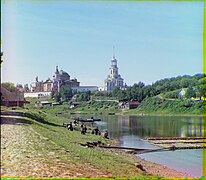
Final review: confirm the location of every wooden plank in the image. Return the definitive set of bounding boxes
[146,137,206,141]
[99,145,153,151]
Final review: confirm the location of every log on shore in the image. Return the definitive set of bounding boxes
[145,137,206,149]
[146,137,206,141]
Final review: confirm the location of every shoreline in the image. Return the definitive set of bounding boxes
[1,113,192,178]
[1,106,205,117]
[123,113,206,117]
[102,136,193,178]
[62,109,205,117]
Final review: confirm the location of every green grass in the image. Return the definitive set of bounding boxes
[25,102,121,116]
[20,109,147,177]
[123,97,205,116]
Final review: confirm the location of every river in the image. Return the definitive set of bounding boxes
[92,115,204,178]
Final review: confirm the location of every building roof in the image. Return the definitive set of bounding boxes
[128,101,140,105]
[59,70,70,81]
[111,59,117,62]
[43,78,53,84]
[1,87,24,101]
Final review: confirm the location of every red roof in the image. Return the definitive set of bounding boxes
[128,101,140,105]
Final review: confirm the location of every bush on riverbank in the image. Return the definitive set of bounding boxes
[132,97,204,115]
[89,101,118,109]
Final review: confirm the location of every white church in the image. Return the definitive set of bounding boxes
[104,55,126,91]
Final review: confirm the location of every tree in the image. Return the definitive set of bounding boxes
[1,82,17,92]
[185,87,196,99]
[60,85,73,101]
[112,88,121,97]
[75,92,91,101]
[116,90,127,101]
[195,86,203,100]
[54,92,61,102]
[180,78,191,88]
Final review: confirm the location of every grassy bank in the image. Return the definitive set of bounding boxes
[22,95,205,116]
[1,107,190,178]
[23,100,121,117]
[123,97,205,116]
[3,108,148,178]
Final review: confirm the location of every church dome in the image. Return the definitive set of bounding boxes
[59,70,70,81]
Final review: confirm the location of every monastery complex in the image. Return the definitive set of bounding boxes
[20,53,126,98]
[24,66,98,98]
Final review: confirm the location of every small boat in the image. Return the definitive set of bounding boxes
[74,117,101,122]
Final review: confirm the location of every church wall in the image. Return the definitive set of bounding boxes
[71,86,98,93]
[24,92,52,98]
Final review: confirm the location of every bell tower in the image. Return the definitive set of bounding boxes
[110,56,118,79]
[104,47,125,91]
[54,66,60,80]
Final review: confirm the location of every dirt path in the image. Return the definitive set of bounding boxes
[1,116,110,178]
[1,116,191,178]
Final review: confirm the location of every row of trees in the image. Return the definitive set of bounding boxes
[95,73,206,102]
[2,73,205,104]
[1,82,18,92]
[69,73,206,103]
[51,84,91,102]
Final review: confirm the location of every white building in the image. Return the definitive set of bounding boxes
[98,86,105,91]
[104,55,125,91]
[24,91,52,98]
[179,88,186,98]
[71,86,98,93]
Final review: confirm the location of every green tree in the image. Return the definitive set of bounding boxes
[52,92,61,102]
[112,88,121,97]
[180,78,191,88]
[1,82,17,92]
[195,86,203,100]
[75,92,91,101]
[60,85,73,101]
[116,90,127,101]
[185,87,196,99]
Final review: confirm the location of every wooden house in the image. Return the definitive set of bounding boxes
[1,87,24,107]
[128,101,140,109]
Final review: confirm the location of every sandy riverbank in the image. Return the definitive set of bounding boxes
[1,115,191,178]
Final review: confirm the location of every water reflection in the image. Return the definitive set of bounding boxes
[96,115,203,177]
[98,115,204,139]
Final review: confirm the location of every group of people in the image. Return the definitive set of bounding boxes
[91,127,101,135]
[63,121,109,138]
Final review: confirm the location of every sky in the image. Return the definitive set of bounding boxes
[1,0,204,87]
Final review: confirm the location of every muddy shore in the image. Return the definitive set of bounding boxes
[1,116,191,178]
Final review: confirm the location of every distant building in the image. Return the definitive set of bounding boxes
[24,66,98,98]
[16,84,24,92]
[98,86,104,91]
[71,86,98,93]
[24,91,52,98]
[43,78,53,92]
[35,101,52,107]
[24,84,30,92]
[31,76,44,92]
[104,55,125,91]
[1,87,24,107]
[53,66,80,93]
[69,101,81,109]
[179,88,186,99]
[128,101,140,109]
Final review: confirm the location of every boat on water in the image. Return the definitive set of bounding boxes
[74,117,101,122]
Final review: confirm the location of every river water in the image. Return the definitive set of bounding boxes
[92,115,204,178]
